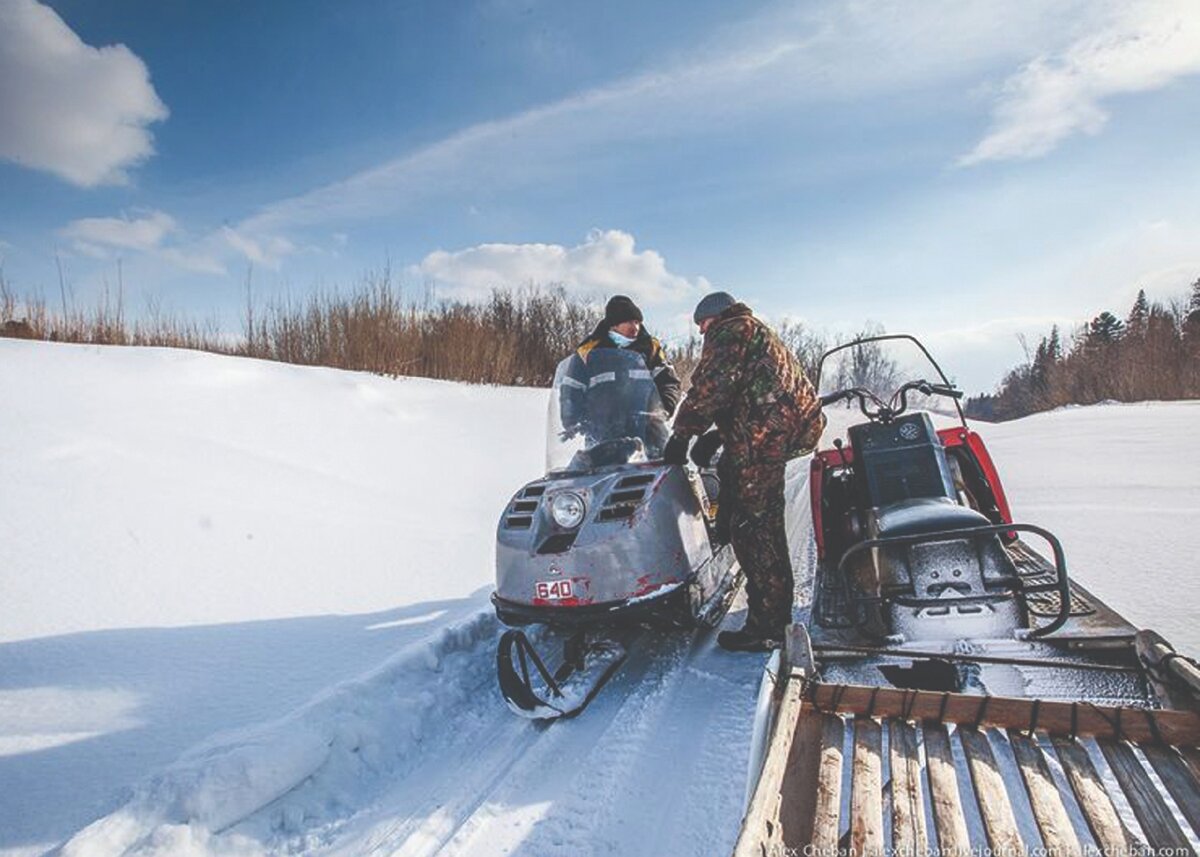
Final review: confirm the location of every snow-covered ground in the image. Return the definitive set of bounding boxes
[1,340,1196,856]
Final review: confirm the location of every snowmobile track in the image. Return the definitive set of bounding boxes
[311,621,762,857]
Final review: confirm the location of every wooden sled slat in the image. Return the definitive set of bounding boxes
[1100,741,1194,854]
[850,717,884,857]
[922,723,972,856]
[889,719,928,856]
[1008,731,1081,857]
[780,709,844,850]
[1141,743,1200,837]
[1050,736,1137,855]
[959,726,1024,856]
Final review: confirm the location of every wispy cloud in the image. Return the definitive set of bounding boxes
[62,211,178,253]
[59,211,224,274]
[233,2,1080,243]
[413,229,709,306]
[0,0,168,187]
[220,227,295,271]
[961,0,1200,165]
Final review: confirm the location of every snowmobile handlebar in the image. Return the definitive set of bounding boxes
[820,387,883,411]
[891,380,962,414]
[820,381,963,423]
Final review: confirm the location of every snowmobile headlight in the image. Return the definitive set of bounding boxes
[550,492,586,528]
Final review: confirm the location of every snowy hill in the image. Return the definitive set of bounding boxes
[1,340,1197,856]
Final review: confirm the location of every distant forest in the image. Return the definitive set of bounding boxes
[4,270,1199,421]
[965,278,1200,422]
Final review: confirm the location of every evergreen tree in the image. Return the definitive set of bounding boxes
[1188,277,1200,329]
[1126,289,1149,336]
[1087,311,1124,344]
[1046,324,1062,360]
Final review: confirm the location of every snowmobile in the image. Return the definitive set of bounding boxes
[492,347,740,719]
[734,335,1200,855]
[806,333,1146,674]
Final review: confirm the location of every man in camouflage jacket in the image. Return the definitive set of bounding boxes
[663,292,825,651]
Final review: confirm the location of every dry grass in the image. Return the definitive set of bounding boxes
[0,269,838,391]
[0,271,607,386]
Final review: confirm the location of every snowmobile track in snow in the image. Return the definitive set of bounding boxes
[305,621,763,857]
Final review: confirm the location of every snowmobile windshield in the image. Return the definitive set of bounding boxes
[546,347,670,474]
[815,334,966,424]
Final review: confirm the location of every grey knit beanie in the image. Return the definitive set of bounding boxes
[693,291,736,324]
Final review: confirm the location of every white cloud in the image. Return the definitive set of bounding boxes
[0,0,168,187]
[61,211,177,253]
[413,229,709,306]
[58,210,224,275]
[221,227,296,271]
[961,0,1200,165]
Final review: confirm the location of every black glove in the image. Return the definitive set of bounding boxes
[689,430,723,468]
[662,434,690,465]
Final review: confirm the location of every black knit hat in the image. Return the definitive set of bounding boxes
[604,295,643,326]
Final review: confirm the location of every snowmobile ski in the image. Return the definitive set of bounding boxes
[497,629,632,720]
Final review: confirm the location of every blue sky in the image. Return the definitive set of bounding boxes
[2,0,1199,393]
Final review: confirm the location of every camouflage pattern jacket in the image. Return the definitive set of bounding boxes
[673,303,824,467]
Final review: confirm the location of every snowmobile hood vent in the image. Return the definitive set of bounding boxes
[505,484,547,528]
[597,472,658,522]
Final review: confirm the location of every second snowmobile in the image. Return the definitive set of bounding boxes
[492,347,741,719]
[734,335,1200,856]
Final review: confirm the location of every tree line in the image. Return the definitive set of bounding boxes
[965,278,1200,421]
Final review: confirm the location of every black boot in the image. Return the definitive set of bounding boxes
[717,625,781,653]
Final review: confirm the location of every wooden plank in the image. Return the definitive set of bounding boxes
[1008,731,1081,857]
[850,717,884,857]
[811,715,846,849]
[1141,744,1200,837]
[1050,737,1136,855]
[889,720,928,857]
[734,678,805,857]
[1099,740,1194,854]
[780,711,845,850]
[808,684,1200,745]
[922,724,972,856]
[958,726,1024,856]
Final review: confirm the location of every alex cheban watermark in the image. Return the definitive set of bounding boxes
[765,847,1192,857]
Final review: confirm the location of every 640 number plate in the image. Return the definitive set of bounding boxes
[535,579,574,600]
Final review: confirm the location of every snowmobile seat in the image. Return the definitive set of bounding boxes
[874,497,990,539]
